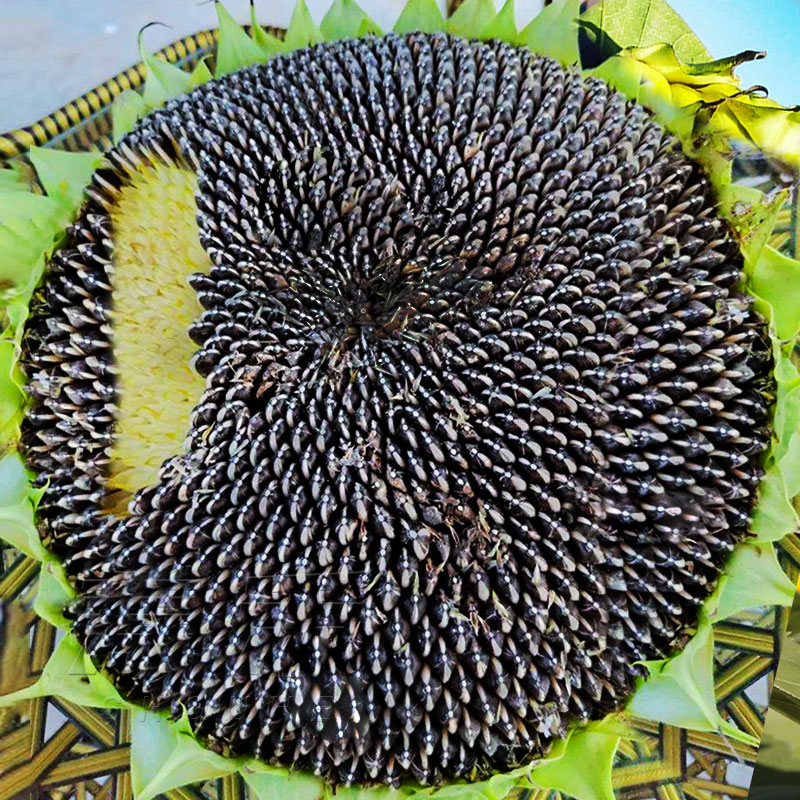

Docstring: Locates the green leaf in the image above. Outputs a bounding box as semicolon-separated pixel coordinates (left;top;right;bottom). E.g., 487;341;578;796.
748;245;800;341
0;230;53;288
0;187;66;229
446;0;496;38
778;433;800;499
619;42;747;87
321;0;382;40
578;0;710;67
28;146;104;212
131;711;242;800
429;760;540;799
0;451;29;506
628;621;757;745
772;347;800;463
751;462;800;542
0;147;99;292
112;89;149;142
522;0;581;64
34;560;76;630
189;58;214;87
2;293;32;341
0;634;133;710
250;4;287;56
703;543;795;623
0;163;31;192
393;0;445;35
284;0;323;51
528;724;619;800
241;764;325;800
588;54;646;100
215;2;267;77
0;495;46;562
479;0;517;43
426;786;488;799
0;453;49;562
717;184;787;266
0;340;25;445
715;98;800;169
684;49;765;78
140;30;194;107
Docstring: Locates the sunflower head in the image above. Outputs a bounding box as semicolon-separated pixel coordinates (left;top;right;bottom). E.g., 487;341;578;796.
1;2;799;800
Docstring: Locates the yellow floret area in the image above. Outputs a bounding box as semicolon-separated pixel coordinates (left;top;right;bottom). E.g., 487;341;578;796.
105;163;210;512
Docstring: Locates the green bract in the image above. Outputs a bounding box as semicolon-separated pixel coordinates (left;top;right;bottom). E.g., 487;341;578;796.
1;1;799;799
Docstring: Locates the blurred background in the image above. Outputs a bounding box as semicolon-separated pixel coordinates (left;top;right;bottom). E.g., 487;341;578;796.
1;0;799;132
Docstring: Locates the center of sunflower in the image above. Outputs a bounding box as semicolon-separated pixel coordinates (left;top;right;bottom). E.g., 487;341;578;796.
293;253;466;347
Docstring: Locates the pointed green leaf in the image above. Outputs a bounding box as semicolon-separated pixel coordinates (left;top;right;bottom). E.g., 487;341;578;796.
715;97;800;169
0;188;67;229
131;710;242;800
0;452;46;561
588;54;645;100
28;147;103;213
751;462;799;542
189;57;214;87
0;225;57;287
685;49;765;78
717;184;787;266
0;452;30;506
0;494;46;561
140;31;194;107
0;340;25;445
285;0;323;51
2;293;33;341
778;432;800;499
242;764;325;800
628;621;756;744
425;786;486;799
703;544;795;623
772;347;800;463
0;187;75;277
0;452;49;562
629;624;714;725
34;561;76;630
321;0;382;40
215;2;267;77
717;717;760;747
393;0;446;35
528;725;619;800
522;0;581;64
619;42;746;87
112;89;149;142
479;0;517;43
446;0;496;38
0;634;133;709
250;5;287;56
748;245;800;341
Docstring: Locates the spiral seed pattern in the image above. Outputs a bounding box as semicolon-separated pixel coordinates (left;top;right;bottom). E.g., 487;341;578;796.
21;33;773;787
